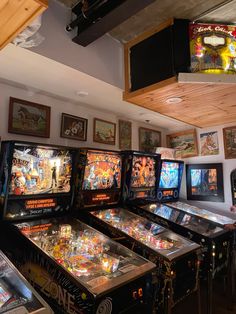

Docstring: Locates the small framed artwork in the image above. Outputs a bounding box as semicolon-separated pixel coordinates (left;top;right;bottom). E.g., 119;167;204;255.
139;127;161;152
8;97;51;138
186;163;224;202
223;126;236;159
60;113;87;141
167;129;198;158
200;131;219;156
119;119;132;150
93;118;116;145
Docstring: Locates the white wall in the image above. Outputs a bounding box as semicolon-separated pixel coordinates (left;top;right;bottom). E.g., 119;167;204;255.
2;83;235;220
0;82;166;150
31;0;124;89
175;125;236;218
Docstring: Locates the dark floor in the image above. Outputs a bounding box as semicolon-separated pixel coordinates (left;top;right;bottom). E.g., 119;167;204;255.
173;278;236;314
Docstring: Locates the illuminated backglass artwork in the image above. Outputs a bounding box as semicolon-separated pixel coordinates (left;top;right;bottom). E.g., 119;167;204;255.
83;152;122;190
190;23;236;73
159;162;179;189
10;145;72;195
131;156;156;188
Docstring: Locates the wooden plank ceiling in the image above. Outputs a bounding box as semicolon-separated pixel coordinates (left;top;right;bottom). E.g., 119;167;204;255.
123;74;236;128
0;0;48;50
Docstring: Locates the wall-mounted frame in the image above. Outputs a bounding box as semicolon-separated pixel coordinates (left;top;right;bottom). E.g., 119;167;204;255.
186;163;224;202
60;113;87;141
230;168;236;205
8;97;50;138
223;126;236;159
167;129;198;158
200;131;219;156
119;119;132;150
93;118;116;145
139;127;161;152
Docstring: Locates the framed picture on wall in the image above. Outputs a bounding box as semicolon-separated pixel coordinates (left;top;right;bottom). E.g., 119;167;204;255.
8;97;51;138
167;129;198;158
200;131;219;156
119;119;132;150
186;163;224;202
139;127;161;152
93;118;116;145
223;126;236;159
60;113;87;141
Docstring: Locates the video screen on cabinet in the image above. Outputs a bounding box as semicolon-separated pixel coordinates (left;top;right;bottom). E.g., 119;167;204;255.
83;151;122;190
131;156;156;188
186;163;224;202
10;145;72;196
159;161;180;189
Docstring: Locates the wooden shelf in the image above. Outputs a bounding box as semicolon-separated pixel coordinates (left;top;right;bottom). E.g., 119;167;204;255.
123;18;236;128
0;0;48;50
123;73;236;128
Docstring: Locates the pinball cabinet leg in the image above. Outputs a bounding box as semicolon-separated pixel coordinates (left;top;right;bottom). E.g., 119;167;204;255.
207;270;213;314
157;279;171;314
226;236;235;311
233;231;236;303
163;280;172;314
197;279;201;314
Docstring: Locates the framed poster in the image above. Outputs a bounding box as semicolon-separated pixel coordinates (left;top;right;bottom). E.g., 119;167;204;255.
93;118;116;145
167;129;198;158
60;113;87;141
139;127;161;152
186;163;224;202
200;131;219;156
8;97;50;138
223;126;236;159
119;120;132;150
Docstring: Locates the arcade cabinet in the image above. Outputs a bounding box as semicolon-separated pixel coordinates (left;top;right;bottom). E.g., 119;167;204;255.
0;250;53;313
230;168;236;302
122;150;161;202
75;148;201;314
0;141;155;314
134;159;235;314
156;160;184;203
231;168;236;206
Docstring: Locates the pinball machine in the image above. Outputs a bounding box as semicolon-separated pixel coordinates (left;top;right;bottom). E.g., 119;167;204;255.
0;250;53;314
231;168;236;207
0;141;155;314
131;158;235;314
230;169;236;302
75;148;201;314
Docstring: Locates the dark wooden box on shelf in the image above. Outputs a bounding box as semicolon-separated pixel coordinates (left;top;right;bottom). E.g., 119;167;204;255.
125;18;190;93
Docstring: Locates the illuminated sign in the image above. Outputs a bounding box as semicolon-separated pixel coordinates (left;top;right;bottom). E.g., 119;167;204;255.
190;22;236;73
163;190;173;196
25;199;57;210
92;194;111;202
135;191;148;198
